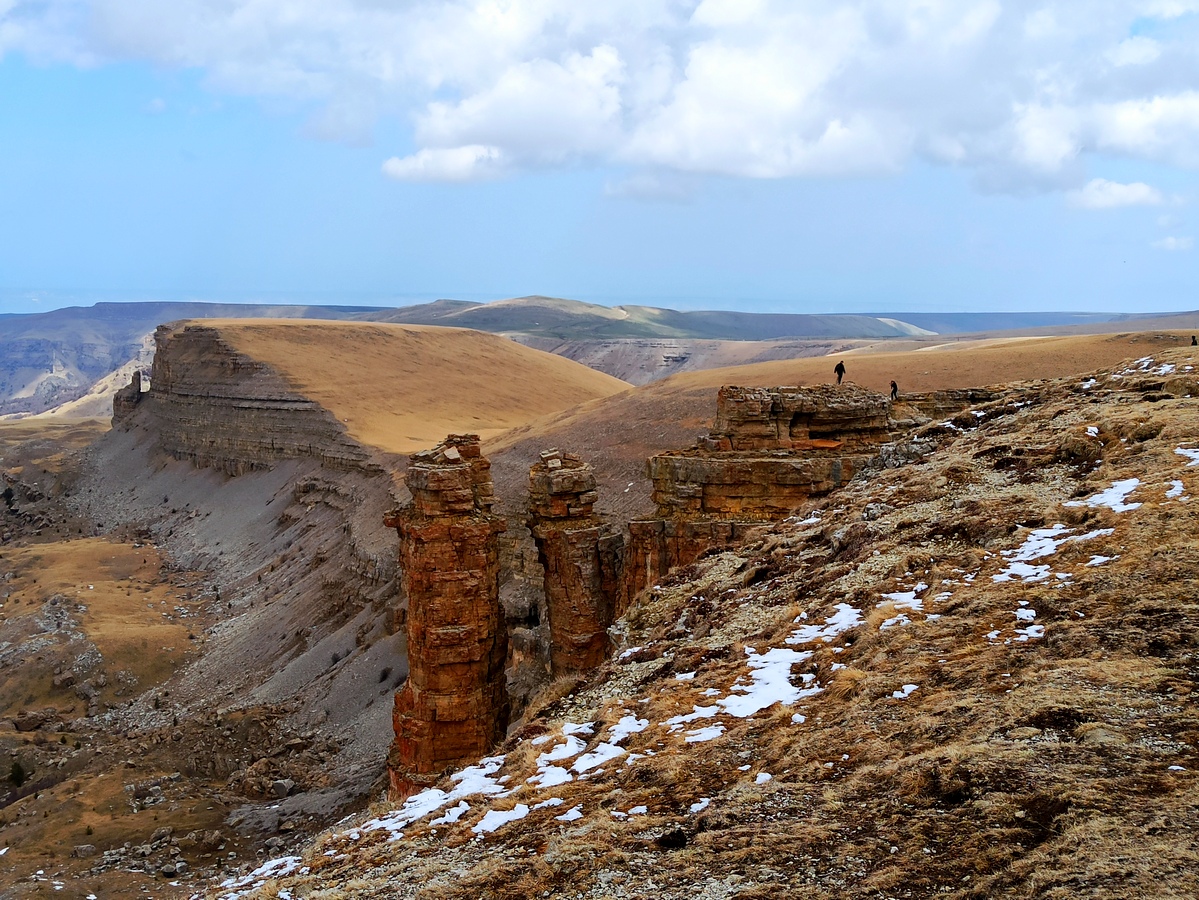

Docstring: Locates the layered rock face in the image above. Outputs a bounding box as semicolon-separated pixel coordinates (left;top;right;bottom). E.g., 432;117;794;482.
111;370;145;427
625;384;892;602
386;436;508;798
650;385;889;521
528;451;622;673
138;324;376;475
705;384;890;452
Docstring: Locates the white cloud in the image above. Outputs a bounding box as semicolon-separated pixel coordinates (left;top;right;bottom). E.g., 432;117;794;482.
382;145;505;183
1067;178;1164;208
4;1;1199;191
1153;235;1194;250
1108;36;1161;66
1141;0;1199;18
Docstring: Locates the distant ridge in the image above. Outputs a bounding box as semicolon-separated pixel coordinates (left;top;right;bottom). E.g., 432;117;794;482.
371;296;1141;341
0;296;1179;417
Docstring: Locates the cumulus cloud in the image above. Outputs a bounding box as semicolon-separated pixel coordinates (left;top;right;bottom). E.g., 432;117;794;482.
1067;178;1165;209
5;0;1199;190
1153;235;1194;250
382;145;505;183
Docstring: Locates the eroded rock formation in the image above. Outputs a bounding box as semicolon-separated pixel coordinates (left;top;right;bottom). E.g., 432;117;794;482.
386;435;508;798
624;384;893;603
111;370;145;427
140;323;376;475
528;450;622;673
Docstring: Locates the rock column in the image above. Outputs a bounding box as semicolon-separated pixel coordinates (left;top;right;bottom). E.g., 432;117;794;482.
385;435;508;799
528;450;620;673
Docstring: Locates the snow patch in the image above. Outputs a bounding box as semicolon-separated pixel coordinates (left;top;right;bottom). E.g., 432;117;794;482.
1064;478;1141;512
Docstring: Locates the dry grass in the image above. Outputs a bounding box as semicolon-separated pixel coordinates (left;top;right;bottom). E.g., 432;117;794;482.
206;320;630;454
235;343;1199;900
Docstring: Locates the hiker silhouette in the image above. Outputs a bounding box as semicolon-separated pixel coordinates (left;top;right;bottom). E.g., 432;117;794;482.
834;361;846;385
890;380;898;401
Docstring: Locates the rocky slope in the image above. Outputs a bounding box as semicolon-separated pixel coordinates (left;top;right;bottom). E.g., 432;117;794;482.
0;320;634;897
214;347;1199;900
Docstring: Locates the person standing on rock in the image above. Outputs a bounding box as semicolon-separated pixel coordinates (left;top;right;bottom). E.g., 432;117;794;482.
890;380;898;401
834;360;846;385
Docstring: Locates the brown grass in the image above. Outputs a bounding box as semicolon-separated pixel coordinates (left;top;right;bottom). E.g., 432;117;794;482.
205;320;631;454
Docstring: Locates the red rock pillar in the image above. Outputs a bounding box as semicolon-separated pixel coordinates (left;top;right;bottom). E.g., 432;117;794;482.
528;450;618;673
386;435;508;799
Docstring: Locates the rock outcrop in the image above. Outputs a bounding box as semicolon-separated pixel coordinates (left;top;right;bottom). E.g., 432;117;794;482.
527;451;622;673
139;323;377;475
623;384;893;603
385;436;508;798
111;369;146;427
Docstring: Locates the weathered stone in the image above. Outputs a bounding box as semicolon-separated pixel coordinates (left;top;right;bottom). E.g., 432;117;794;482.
111;369;145;428
387;435;508;799
528;453;621;673
72;844;98;858
622;384;894;605
270;778;295;799
138;324;380;475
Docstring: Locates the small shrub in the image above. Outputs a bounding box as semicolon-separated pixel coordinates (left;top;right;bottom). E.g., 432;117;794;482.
9;761;26;787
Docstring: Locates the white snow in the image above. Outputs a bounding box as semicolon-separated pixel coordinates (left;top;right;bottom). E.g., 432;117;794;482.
555;805;584;822
572;742;626;772
1080;378;1098;390
685;724;726;742
619;646;643;659
892;684;919;700
628;805;648;815
993;525;1114;583
1086;425;1099;437
472;804;530;835
1177;448;1199;466
360;755;508;840
1014;607;1037;622
786;603;863;645
562;722;595;735
791;713;806;724
665;705;719;731
533;797;564;809
1013;625;1045;641
689;798;711;813
220;857;303;896
430;801;470;826
535;735;586;766
527;765;572;788
718;647;819;717
1167;480;1186;499
755;772;773;784
607;715;649;745
1086;555;1116;566
882;583;928;612
674;671;696;680
1064;478;1141;512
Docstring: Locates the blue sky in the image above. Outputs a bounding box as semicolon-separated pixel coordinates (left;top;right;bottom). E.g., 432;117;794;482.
1;1;1198;317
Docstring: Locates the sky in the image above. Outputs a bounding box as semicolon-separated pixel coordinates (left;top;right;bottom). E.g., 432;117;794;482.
1;0;1198;317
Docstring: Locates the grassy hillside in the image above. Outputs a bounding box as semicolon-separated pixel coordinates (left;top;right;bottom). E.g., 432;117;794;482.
211;320;632;455
215;343;1199;900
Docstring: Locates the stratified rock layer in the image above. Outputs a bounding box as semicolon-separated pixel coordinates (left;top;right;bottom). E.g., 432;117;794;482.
624;384;893;604
111;370;144;428
386;436;508;798
528;451;621;673
143;323;376;475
